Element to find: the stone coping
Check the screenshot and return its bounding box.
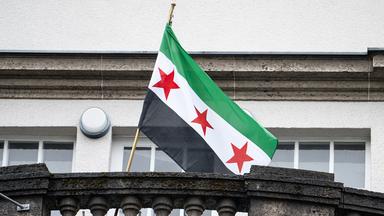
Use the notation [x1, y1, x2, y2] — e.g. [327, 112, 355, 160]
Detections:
[0, 51, 383, 101]
[1, 164, 383, 215]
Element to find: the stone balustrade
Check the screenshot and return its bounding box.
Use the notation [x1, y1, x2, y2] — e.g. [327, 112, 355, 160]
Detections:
[1, 164, 384, 216]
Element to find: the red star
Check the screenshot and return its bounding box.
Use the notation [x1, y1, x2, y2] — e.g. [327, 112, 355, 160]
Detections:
[191, 107, 213, 136]
[152, 68, 180, 100]
[226, 142, 254, 173]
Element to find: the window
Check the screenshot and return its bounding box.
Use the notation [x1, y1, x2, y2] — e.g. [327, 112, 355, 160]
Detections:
[299, 142, 329, 172]
[122, 147, 182, 172]
[8, 141, 39, 166]
[269, 142, 294, 168]
[122, 147, 151, 172]
[334, 142, 365, 188]
[43, 142, 74, 173]
[155, 149, 182, 172]
[271, 140, 366, 188]
[121, 144, 183, 216]
[0, 142, 3, 163]
[1, 139, 74, 173]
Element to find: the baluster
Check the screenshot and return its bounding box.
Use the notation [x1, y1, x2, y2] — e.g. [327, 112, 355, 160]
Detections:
[216, 199, 236, 216]
[89, 196, 109, 216]
[152, 197, 173, 216]
[59, 197, 79, 216]
[184, 197, 205, 216]
[121, 196, 142, 216]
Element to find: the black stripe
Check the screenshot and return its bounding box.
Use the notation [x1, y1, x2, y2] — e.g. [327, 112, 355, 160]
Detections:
[139, 90, 231, 174]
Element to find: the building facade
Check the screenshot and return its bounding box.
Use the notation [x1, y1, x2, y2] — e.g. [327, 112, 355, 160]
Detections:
[0, 49, 383, 215]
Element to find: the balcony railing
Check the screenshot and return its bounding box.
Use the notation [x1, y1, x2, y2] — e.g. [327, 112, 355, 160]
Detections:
[1, 164, 384, 216]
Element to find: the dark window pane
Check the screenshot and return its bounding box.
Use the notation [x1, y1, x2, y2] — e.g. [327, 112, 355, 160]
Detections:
[122, 147, 151, 172]
[0, 142, 3, 164]
[335, 144, 365, 151]
[334, 142, 365, 188]
[44, 142, 73, 173]
[270, 142, 294, 168]
[155, 149, 182, 172]
[299, 142, 329, 172]
[9, 142, 38, 165]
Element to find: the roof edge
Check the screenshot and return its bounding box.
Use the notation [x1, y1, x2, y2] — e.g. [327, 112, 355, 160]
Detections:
[0, 47, 383, 57]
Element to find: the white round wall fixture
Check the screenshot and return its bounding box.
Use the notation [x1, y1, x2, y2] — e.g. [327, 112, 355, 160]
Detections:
[80, 107, 111, 138]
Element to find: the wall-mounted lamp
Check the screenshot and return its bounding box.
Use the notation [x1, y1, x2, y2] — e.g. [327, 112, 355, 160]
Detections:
[80, 107, 110, 138]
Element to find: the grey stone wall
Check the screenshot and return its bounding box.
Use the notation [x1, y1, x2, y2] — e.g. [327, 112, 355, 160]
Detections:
[0, 196, 49, 216]
[249, 199, 335, 216]
[1, 164, 384, 215]
[0, 51, 383, 101]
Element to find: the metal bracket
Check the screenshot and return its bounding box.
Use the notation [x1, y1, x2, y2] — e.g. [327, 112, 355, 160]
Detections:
[16, 204, 30, 212]
[0, 193, 30, 212]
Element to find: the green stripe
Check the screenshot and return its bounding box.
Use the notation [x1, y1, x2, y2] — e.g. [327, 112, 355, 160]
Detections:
[159, 24, 278, 158]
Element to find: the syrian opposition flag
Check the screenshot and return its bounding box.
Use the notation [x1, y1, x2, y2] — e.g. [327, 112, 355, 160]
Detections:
[139, 24, 278, 175]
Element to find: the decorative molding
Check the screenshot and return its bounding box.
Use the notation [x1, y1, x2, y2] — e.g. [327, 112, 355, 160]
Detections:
[0, 52, 383, 101]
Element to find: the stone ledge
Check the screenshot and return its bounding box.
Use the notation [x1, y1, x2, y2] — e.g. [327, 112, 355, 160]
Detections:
[249, 165, 334, 181]
[1, 164, 384, 215]
[0, 164, 51, 196]
[246, 166, 342, 206]
[342, 187, 384, 215]
[0, 51, 384, 101]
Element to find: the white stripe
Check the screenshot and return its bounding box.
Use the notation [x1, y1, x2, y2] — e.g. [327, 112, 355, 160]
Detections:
[148, 52, 270, 174]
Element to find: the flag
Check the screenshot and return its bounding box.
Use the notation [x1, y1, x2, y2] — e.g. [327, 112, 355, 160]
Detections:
[139, 24, 278, 174]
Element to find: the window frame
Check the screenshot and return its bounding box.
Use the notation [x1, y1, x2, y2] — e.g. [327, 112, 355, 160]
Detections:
[117, 137, 184, 216]
[0, 136, 76, 172]
[122, 146, 153, 171]
[123, 145, 184, 173]
[115, 135, 370, 189]
[277, 138, 370, 189]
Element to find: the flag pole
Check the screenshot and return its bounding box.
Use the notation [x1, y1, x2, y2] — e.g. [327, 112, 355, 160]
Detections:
[113, 128, 140, 216]
[125, 0, 176, 174]
[126, 128, 140, 172]
[168, 0, 176, 25]
[114, 1, 176, 215]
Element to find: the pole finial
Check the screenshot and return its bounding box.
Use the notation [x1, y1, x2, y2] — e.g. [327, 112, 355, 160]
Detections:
[168, 0, 177, 25]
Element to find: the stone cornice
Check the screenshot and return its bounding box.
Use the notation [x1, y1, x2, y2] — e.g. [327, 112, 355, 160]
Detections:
[0, 51, 383, 101]
[1, 164, 384, 215]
